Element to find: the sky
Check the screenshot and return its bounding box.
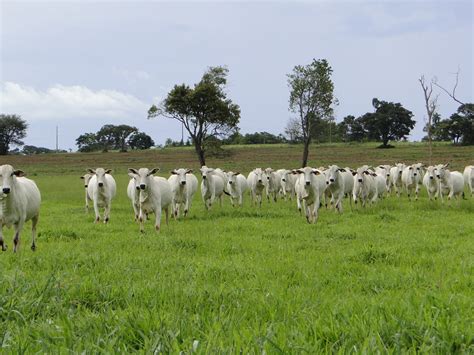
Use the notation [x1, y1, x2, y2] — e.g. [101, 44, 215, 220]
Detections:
[1, 0, 472, 151]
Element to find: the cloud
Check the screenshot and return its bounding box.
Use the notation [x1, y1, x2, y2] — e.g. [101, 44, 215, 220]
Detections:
[0, 82, 149, 121]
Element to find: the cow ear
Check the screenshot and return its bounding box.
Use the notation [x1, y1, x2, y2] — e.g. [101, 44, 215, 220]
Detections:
[80, 176, 85, 179]
[352, 171, 357, 176]
[128, 168, 138, 175]
[312, 170, 320, 175]
[234, 172, 240, 176]
[338, 168, 346, 172]
[186, 169, 193, 174]
[170, 170, 178, 175]
[148, 168, 160, 175]
[105, 169, 112, 174]
[371, 173, 377, 177]
[13, 170, 25, 177]
[128, 172, 136, 179]
[444, 163, 449, 168]
[363, 171, 370, 175]
[87, 168, 96, 174]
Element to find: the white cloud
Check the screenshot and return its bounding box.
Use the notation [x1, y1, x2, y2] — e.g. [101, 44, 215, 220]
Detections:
[0, 82, 149, 121]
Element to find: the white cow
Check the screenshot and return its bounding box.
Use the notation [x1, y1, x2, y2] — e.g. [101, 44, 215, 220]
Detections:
[389, 163, 405, 197]
[200, 166, 226, 210]
[80, 173, 92, 212]
[375, 165, 391, 192]
[294, 167, 326, 224]
[279, 169, 297, 200]
[435, 164, 464, 202]
[264, 168, 280, 202]
[225, 171, 248, 207]
[352, 167, 378, 206]
[168, 168, 198, 218]
[423, 166, 439, 201]
[128, 168, 172, 232]
[401, 164, 423, 201]
[0, 165, 41, 252]
[464, 166, 474, 197]
[325, 165, 352, 213]
[127, 175, 140, 221]
[87, 168, 116, 223]
[247, 168, 266, 207]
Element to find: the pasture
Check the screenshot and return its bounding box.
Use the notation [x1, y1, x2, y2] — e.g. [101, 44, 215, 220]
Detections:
[0, 142, 473, 353]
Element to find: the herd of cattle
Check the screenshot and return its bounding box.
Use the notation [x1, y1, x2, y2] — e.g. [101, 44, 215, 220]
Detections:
[0, 163, 472, 252]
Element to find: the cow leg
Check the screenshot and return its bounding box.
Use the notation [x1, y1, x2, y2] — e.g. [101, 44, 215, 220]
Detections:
[93, 200, 100, 223]
[165, 207, 169, 226]
[0, 227, 6, 251]
[31, 215, 39, 251]
[13, 222, 23, 253]
[139, 208, 145, 233]
[104, 201, 111, 223]
[239, 194, 243, 207]
[336, 194, 343, 213]
[155, 206, 162, 232]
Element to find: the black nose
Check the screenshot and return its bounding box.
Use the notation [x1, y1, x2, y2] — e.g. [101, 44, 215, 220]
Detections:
[84, 185, 88, 188]
[399, 171, 402, 175]
[414, 173, 417, 176]
[305, 181, 310, 186]
[326, 181, 329, 185]
[358, 179, 363, 182]
[202, 176, 206, 180]
[2, 188, 10, 194]
[181, 181, 186, 185]
[98, 182, 103, 187]
[430, 176, 433, 180]
[387, 174, 390, 177]
[436, 175, 440, 178]
[258, 179, 262, 183]
[282, 179, 286, 182]
[140, 184, 146, 190]
[330, 178, 334, 182]
[267, 177, 270, 180]
[229, 181, 233, 184]
[136, 186, 140, 190]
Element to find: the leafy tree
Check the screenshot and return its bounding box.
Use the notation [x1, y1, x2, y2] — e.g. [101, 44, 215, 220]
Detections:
[287, 59, 336, 167]
[76, 132, 99, 152]
[361, 98, 415, 148]
[284, 117, 303, 143]
[113, 124, 138, 152]
[0, 114, 28, 155]
[337, 115, 366, 142]
[128, 132, 154, 150]
[149, 66, 240, 166]
[96, 125, 116, 152]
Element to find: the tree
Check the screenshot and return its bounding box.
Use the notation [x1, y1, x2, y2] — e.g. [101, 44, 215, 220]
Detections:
[419, 75, 438, 164]
[128, 132, 155, 150]
[22, 145, 53, 154]
[0, 114, 28, 155]
[113, 124, 138, 152]
[76, 132, 99, 152]
[337, 115, 366, 142]
[148, 66, 240, 166]
[96, 124, 116, 152]
[287, 59, 336, 167]
[284, 117, 303, 143]
[361, 98, 415, 148]
[434, 68, 473, 114]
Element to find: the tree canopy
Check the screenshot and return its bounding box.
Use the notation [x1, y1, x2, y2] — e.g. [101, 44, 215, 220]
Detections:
[149, 66, 240, 166]
[0, 114, 28, 155]
[76, 125, 152, 152]
[287, 58, 336, 166]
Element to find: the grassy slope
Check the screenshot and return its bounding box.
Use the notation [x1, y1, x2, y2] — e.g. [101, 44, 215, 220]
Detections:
[0, 143, 473, 352]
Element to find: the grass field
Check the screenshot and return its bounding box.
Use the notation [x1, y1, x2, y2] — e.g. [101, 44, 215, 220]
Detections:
[0, 143, 473, 352]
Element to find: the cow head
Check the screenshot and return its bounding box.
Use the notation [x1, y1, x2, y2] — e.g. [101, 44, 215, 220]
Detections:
[0, 164, 24, 195]
[128, 167, 159, 190]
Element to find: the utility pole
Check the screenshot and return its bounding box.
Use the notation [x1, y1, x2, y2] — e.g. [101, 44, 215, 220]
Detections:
[56, 125, 59, 152]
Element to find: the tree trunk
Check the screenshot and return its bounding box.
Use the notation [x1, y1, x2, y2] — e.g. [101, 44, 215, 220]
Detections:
[382, 137, 389, 147]
[301, 137, 310, 167]
[194, 143, 206, 166]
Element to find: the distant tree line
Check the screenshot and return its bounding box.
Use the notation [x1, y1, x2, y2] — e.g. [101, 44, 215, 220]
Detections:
[423, 104, 474, 145]
[76, 124, 154, 152]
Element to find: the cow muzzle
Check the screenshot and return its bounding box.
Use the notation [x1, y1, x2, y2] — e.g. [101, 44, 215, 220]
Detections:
[98, 182, 104, 187]
[2, 187, 10, 194]
[181, 181, 186, 185]
[140, 184, 146, 190]
[358, 179, 363, 183]
[305, 181, 310, 186]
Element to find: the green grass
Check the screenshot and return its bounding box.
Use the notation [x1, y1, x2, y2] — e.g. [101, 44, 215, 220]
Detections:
[0, 143, 473, 352]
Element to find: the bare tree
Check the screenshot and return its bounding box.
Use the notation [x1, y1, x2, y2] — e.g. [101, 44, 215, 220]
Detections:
[434, 68, 473, 114]
[419, 75, 438, 165]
